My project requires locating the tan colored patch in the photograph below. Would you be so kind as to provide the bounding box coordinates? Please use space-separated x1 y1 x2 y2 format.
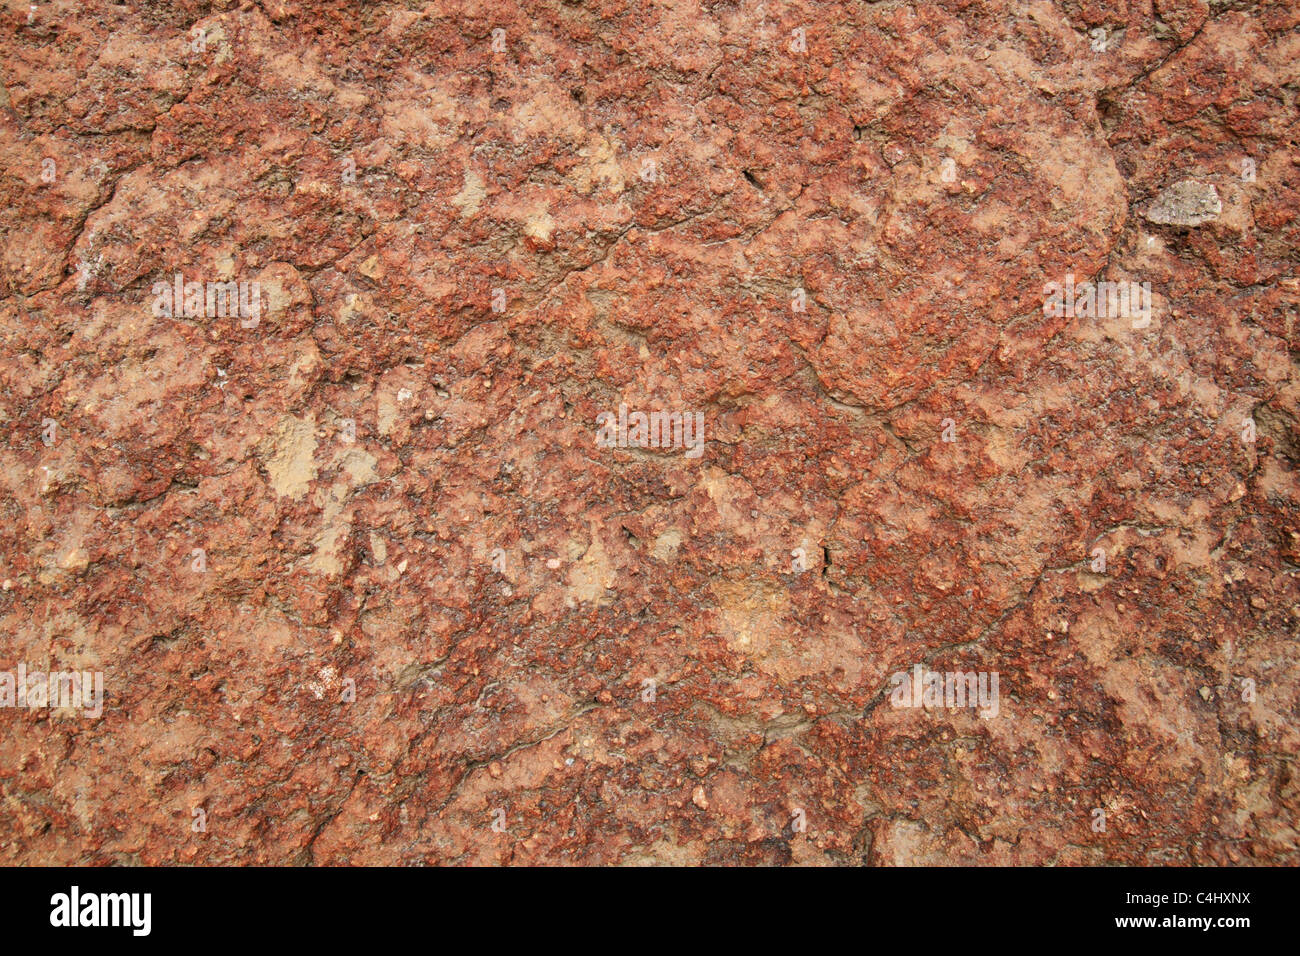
339 448 378 487
307 449 379 577
573 134 625 195
699 467 758 534
712 578 791 655
652 529 683 561
307 490 348 576
710 578 864 686
451 169 487 217
567 532 615 604
377 395 397 436
259 415 317 500
523 208 555 243
369 532 388 566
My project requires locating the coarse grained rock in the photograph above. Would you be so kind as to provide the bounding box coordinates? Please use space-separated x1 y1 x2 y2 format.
1145 179 1223 227
0 0 1297 866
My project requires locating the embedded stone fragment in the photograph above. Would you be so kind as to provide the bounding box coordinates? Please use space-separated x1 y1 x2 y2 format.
1144 180 1223 227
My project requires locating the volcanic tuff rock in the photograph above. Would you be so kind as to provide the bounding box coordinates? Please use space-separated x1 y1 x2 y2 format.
1 0 1298 865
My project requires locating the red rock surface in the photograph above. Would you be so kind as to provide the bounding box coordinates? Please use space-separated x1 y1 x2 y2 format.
1 0 1297 865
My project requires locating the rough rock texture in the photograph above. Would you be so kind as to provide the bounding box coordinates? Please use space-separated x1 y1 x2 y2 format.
1145 179 1223 226
1 0 1298 866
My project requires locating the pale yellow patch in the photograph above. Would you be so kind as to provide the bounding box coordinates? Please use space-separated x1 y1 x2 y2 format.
524 209 555 243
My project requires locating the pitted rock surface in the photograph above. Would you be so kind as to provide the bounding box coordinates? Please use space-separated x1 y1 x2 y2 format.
1 0 1298 865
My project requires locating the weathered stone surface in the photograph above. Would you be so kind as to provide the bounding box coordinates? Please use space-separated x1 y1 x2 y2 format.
1 0 1297 865
1145 180 1223 227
